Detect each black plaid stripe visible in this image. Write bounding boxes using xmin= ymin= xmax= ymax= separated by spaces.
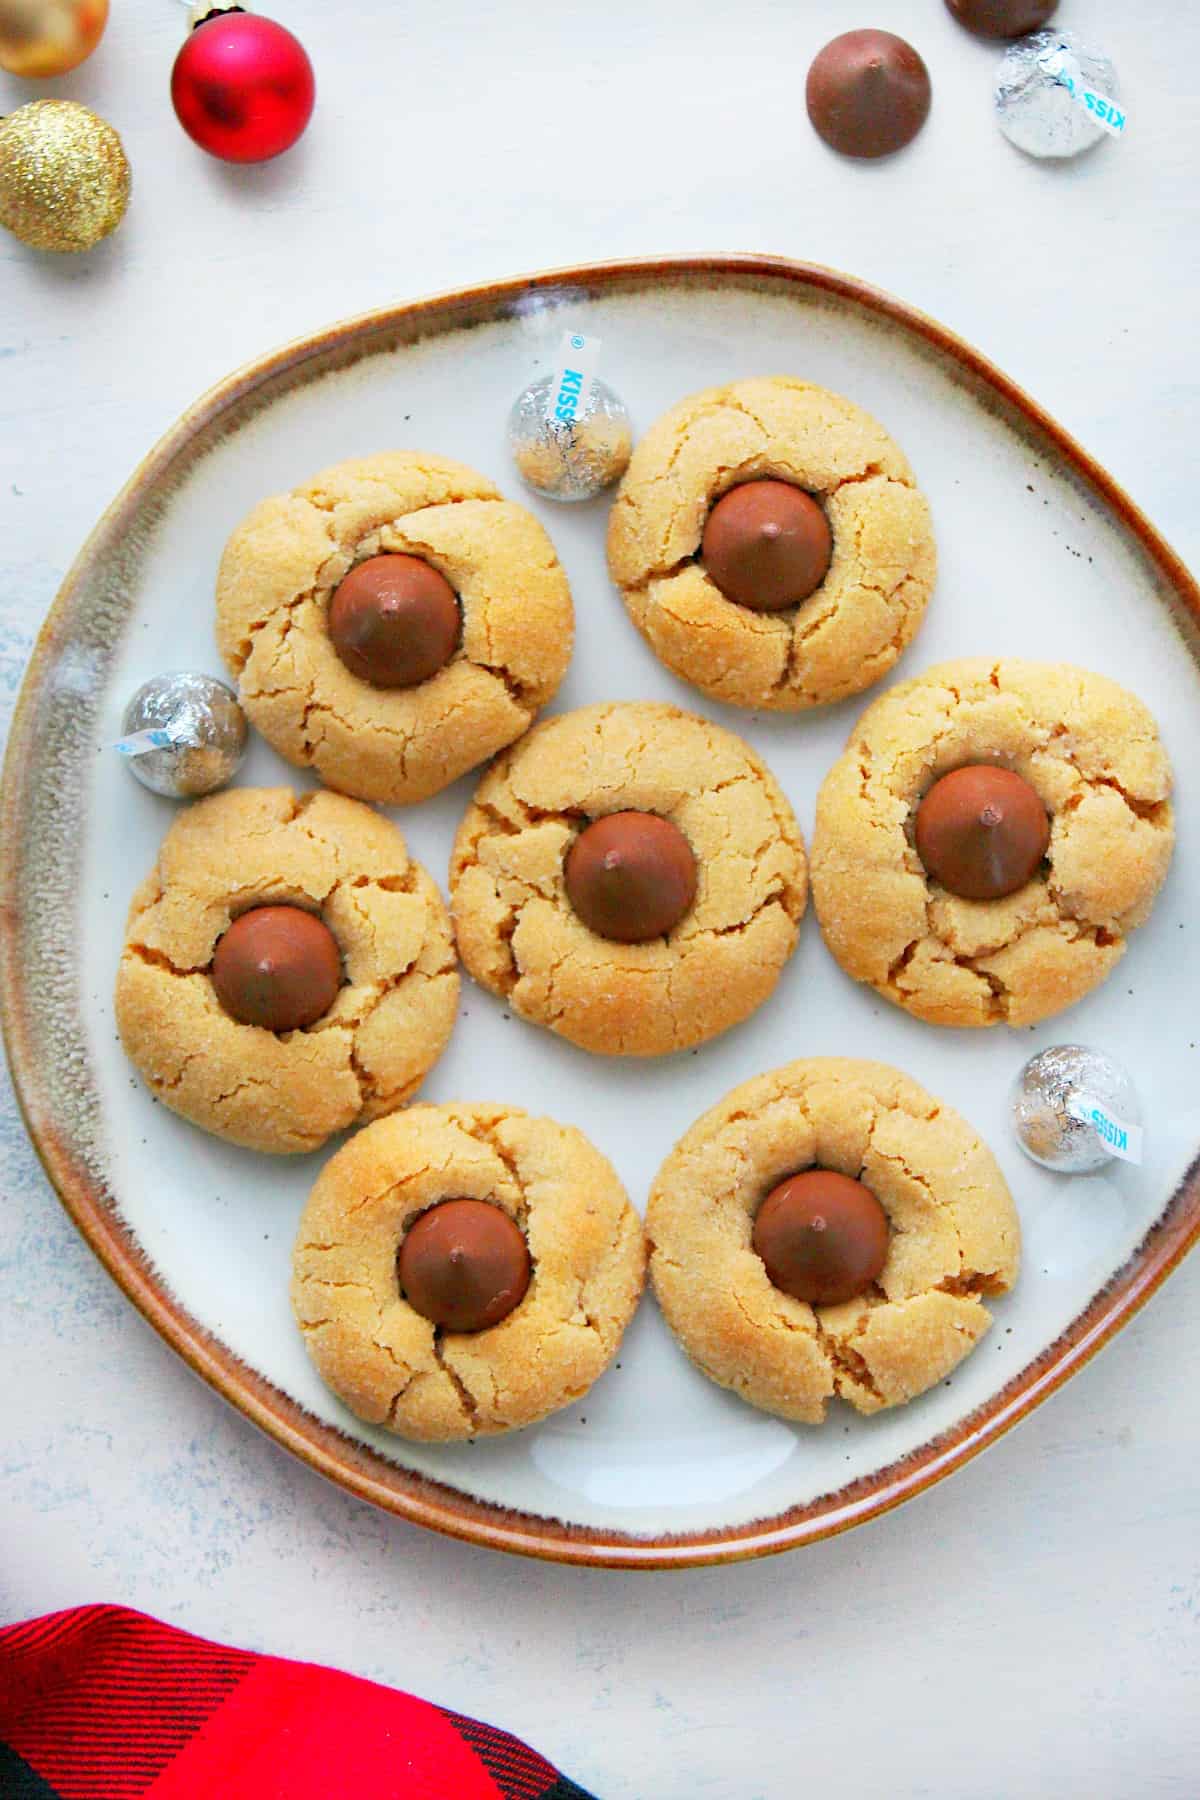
xmin=443 ymin=1709 xmax=600 ymax=1800
xmin=0 ymin=1741 xmax=63 ymax=1799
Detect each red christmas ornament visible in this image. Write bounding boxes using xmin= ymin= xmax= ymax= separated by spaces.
xmin=171 ymin=5 xmax=314 ymax=165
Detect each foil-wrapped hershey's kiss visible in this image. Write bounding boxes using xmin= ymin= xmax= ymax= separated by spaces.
xmin=508 ymin=371 xmax=632 ymax=502
xmin=995 ymin=30 xmax=1122 ymax=160
xmin=1010 ymin=1044 xmax=1141 ymax=1175
xmin=117 ymin=671 xmax=248 ymax=798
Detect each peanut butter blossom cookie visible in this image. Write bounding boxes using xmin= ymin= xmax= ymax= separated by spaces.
xmin=215 ymin=452 xmax=575 ymax=805
xmin=606 ymin=376 xmax=935 ymax=710
xmin=450 ymin=701 xmax=808 ymax=1056
xmin=292 ymin=1104 xmax=646 ymax=1441
xmin=811 ymin=659 xmax=1175 ymax=1028
xmin=115 ymin=788 xmax=458 ymax=1153
xmin=647 ymin=1059 xmax=1020 ymax=1422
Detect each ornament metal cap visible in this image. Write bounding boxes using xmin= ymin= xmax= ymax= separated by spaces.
xmin=188 ymin=3 xmax=247 ymax=27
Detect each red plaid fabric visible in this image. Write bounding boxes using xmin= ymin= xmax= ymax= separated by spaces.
xmin=0 ymin=1607 xmax=597 ymax=1799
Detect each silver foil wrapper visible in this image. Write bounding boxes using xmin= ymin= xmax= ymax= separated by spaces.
xmin=120 ymin=671 xmax=248 ymax=798
xmin=1011 ymin=1044 xmax=1140 ymax=1175
xmin=995 ymin=30 xmax=1119 ymax=160
xmin=508 ymin=373 xmax=632 ymax=502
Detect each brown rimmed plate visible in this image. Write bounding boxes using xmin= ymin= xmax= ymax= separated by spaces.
xmin=3 ymin=255 xmax=1199 ymax=1568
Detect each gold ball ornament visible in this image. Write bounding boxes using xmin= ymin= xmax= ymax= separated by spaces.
xmin=0 ymin=100 xmax=129 ymax=251
xmin=0 ymin=0 xmax=108 ymax=77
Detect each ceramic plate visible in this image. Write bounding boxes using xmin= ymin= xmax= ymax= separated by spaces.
xmin=4 ymin=257 xmax=1199 ymax=1568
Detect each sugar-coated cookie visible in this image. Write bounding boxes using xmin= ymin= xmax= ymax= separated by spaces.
xmin=449 ymin=701 xmax=808 ymax=1056
xmin=216 ymin=452 xmax=574 ymax=804
xmin=115 ymin=787 xmax=457 ymax=1153
xmin=607 ymin=376 xmax=935 ymax=710
xmin=811 ymin=658 xmax=1174 ymax=1027
xmin=292 ymin=1104 xmax=646 ymax=1441
xmin=647 ymin=1059 xmax=1020 ymax=1422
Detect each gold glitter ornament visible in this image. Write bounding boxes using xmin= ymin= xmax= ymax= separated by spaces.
xmin=0 ymin=0 xmax=108 ymax=77
xmin=0 ymin=100 xmax=129 ymax=251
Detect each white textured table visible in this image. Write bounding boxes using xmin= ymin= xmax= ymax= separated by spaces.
xmin=2 ymin=4 xmax=1198 ymax=1795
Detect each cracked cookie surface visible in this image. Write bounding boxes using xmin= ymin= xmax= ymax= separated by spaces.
xmin=114 ymin=787 xmax=458 ymax=1154
xmin=449 ymin=701 xmax=808 ymax=1057
xmin=606 ymin=376 xmax=935 ymax=710
xmin=647 ymin=1059 xmax=1019 ymax=1422
xmin=811 ymin=658 xmax=1175 ymax=1028
xmin=291 ymin=1103 xmax=646 ymax=1441
xmin=215 ymin=452 xmax=575 ymax=804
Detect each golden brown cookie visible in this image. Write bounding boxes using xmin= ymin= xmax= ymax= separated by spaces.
xmin=449 ymin=701 xmax=808 ymax=1056
xmin=606 ymin=376 xmax=935 ymax=710
xmin=647 ymin=1059 xmax=1019 ymax=1422
xmin=811 ymin=658 xmax=1175 ymax=1028
xmin=115 ymin=787 xmax=458 ymax=1154
xmin=292 ymin=1104 xmax=646 ymax=1441
xmin=215 ymin=452 xmax=574 ymax=805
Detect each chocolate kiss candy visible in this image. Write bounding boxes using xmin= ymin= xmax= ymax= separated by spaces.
xmin=564 ymin=812 xmax=698 ymax=943
xmin=806 ymin=29 xmax=932 ymax=159
xmin=701 ymin=479 xmax=832 ymax=612
xmin=915 ymin=765 xmax=1050 ymax=901
xmin=945 ymin=0 xmax=1059 ymax=40
xmin=211 ymin=905 xmax=342 ymax=1031
xmin=752 ymin=1170 xmax=890 ymax=1306
xmin=328 ymin=554 xmax=460 ymax=690
xmin=398 ymin=1199 xmax=531 ymax=1333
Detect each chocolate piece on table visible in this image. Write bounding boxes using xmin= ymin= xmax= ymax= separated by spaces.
xmin=806 ymin=29 xmax=932 ymax=159
xmin=945 ymin=0 xmax=1058 ymax=40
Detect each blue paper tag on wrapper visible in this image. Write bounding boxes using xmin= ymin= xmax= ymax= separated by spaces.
xmin=1039 ymin=47 xmax=1127 ymax=137
xmin=1067 ymin=1094 xmax=1144 ymax=1164
xmin=545 ymin=331 xmax=601 ymax=427
xmin=114 ymin=727 xmax=176 ymax=757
